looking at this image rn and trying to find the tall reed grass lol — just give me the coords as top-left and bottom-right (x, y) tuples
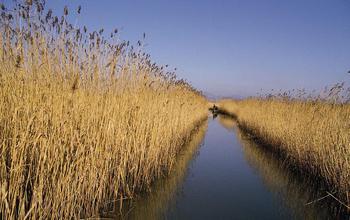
(112, 121), (207, 219)
(230, 114), (348, 218)
(217, 114), (342, 218)
(217, 87), (350, 208)
(0, 1), (207, 219)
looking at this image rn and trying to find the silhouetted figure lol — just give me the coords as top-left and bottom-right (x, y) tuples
(209, 104), (219, 116)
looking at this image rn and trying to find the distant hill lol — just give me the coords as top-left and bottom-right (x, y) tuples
(202, 91), (246, 101)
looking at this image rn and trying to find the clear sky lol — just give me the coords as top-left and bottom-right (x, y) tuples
(4, 0), (350, 97)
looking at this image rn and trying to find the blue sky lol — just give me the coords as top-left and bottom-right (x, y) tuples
(4, 0), (350, 97)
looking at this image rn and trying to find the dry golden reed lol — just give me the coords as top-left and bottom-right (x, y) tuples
(113, 121), (208, 219)
(218, 95), (350, 207)
(0, 1), (207, 219)
(231, 115), (346, 218)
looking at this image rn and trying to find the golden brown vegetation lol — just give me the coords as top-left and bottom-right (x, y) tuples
(218, 93), (350, 208)
(0, 1), (207, 219)
(217, 115), (342, 218)
(111, 121), (207, 219)
(228, 113), (347, 218)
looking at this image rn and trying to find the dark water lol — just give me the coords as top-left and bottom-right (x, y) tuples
(107, 115), (348, 220)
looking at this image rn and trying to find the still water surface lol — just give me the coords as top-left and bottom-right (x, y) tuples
(108, 115), (348, 219)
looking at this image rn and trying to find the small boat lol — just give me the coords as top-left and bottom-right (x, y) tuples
(209, 104), (219, 113)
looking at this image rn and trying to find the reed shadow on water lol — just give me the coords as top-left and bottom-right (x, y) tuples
(112, 114), (350, 219)
(100, 120), (208, 219)
(221, 114), (350, 219)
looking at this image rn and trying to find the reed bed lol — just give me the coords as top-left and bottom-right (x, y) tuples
(217, 114), (342, 218)
(112, 121), (207, 219)
(217, 90), (350, 208)
(0, 1), (207, 219)
(232, 115), (347, 218)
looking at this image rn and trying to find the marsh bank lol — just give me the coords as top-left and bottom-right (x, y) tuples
(107, 115), (348, 219)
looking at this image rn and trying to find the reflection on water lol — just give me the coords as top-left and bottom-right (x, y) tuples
(221, 114), (349, 219)
(217, 114), (236, 131)
(102, 115), (348, 219)
(163, 116), (293, 219)
(101, 120), (208, 219)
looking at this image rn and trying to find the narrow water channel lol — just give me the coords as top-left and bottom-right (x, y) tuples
(108, 115), (348, 219)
